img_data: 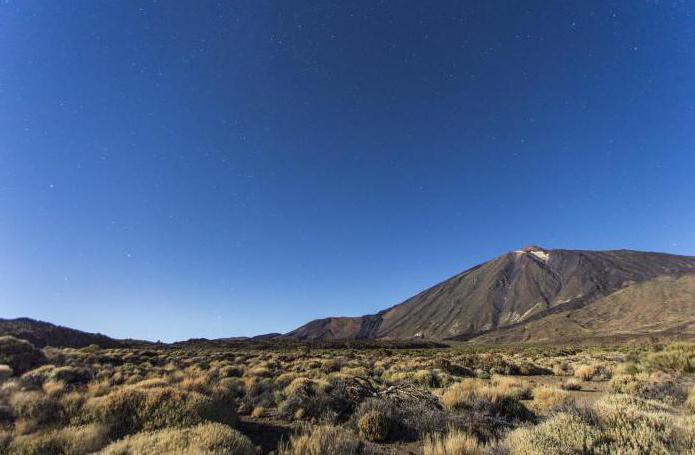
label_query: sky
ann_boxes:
[1,1,694,342]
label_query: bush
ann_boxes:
[7,424,108,455]
[10,391,64,425]
[504,412,606,454]
[99,422,254,455]
[560,379,582,391]
[83,386,237,437]
[279,424,361,455]
[643,344,695,373]
[532,386,574,411]
[441,380,534,423]
[357,410,392,442]
[574,363,612,381]
[0,337,47,375]
[610,373,687,405]
[423,429,483,455]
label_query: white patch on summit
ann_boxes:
[515,246,550,262]
[529,250,549,262]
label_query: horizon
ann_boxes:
[2,1,694,342]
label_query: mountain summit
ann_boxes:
[288,247,695,342]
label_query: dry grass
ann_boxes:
[279,424,361,455]
[422,428,483,455]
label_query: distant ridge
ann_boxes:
[288,247,695,343]
[0,318,135,348]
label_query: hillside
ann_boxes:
[288,246,695,341]
[0,318,127,348]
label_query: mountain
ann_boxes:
[0,318,129,348]
[288,246,695,341]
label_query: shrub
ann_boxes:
[83,386,237,437]
[279,424,361,455]
[574,363,612,381]
[7,424,108,455]
[560,379,582,391]
[52,366,94,386]
[357,410,392,442]
[423,429,483,455]
[643,345,695,373]
[610,373,687,405]
[504,412,606,454]
[99,422,254,455]
[10,390,64,425]
[441,380,533,420]
[532,386,574,411]
[0,337,47,375]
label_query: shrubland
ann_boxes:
[0,335,693,454]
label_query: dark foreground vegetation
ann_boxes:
[1,335,694,454]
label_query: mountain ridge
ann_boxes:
[288,246,695,342]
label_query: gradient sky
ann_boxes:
[1,1,694,342]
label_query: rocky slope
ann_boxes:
[288,246,695,341]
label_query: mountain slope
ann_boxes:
[288,246,695,341]
[471,274,695,343]
[0,318,127,348]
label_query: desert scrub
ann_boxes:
[357,409,393,442]
[560,379,582,391]
[6,424,108,455]
[592,394,695,453]
[491,376,532,400]
[99,422,254,455]
[531,386,574,411]
[643,343,695,373]
[422,429,484,455]
[610,372,687,405]
[0,337,47,375]
[279,424,361,455]
[441,379,534,423]
[504,412,606,454]
[82,386,237,438]
[573,362,612,381]
[10,390,64,426]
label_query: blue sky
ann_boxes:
[1,1,694,341]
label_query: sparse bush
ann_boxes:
[279,424,361,455]
[99,422,254,455]
[0,337,47,375]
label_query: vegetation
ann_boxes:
[0,338,694,453]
